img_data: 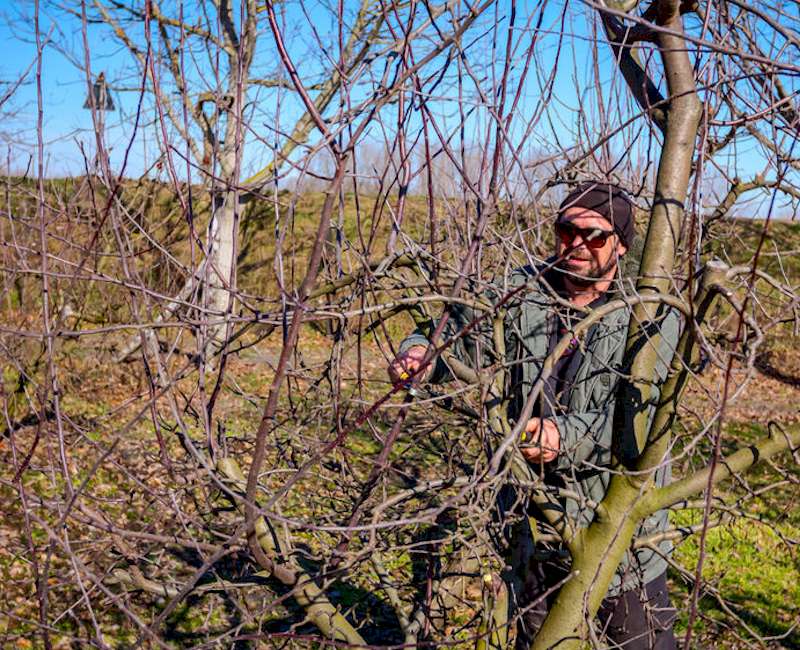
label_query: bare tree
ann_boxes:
[1,1,799,649]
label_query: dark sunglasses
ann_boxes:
[555,222,615,249]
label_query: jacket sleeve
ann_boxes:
[397,294,503,385]
[397,329,452,385]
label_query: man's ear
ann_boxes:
[616,239,628,258]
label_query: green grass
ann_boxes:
[664,417,800,646]
[672,422,800,648]
[671,499,800,645]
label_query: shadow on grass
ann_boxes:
[756,351,800,389]
[160,545,406,646]
[671,571,800,649]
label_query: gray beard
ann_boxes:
[556,255,618,286]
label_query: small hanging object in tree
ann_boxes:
[83,72,115,111]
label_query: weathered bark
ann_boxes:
[601,15,667,133]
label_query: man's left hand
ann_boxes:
[521,418,560,463]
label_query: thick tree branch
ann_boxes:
[601,13,668,133]
[648,423,800,512]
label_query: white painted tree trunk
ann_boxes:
[203,147,240,364]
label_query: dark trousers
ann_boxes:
[515,559,676,649]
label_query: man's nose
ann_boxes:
[569,233,588,249]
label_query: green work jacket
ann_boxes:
[400,264,681,595]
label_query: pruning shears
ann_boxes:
[398,370,479,420]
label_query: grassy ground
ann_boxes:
[4,330,797,648]
[669,425,800,648]
[1,178,799,647]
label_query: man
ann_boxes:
[388,182,679,648]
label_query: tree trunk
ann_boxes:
[204,174,239,359]
[529,3,703,647]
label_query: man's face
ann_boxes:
[554,206,627,284]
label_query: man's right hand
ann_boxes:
[520,418,560,464]
[388,345,431,385]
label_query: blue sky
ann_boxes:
[0,0,792,220]
[0,2,632,178]
[1,3,122,175]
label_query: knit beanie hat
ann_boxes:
[557,182,635,249]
